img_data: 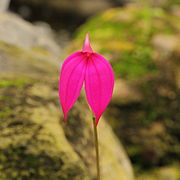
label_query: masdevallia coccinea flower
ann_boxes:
[59,33,114,125]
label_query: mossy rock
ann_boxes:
[0,74,88,180]
[0,41,134,180]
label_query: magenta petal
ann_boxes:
[85,53,114,125]
[59,52,86,121]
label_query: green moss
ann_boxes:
[0,42,26,58]
[0,41,58,76]
[0,76,90,180]
[112,47,157,80]
[0,145,86,180]
[30,47,51,56]
[0,42,50,59]
[0,107,11,119]
[0,78,31,88]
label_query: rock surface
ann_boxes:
[0,12,134,180]
[0,12,61,59]
[0,0,10,12]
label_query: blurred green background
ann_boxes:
[0,0,180,179]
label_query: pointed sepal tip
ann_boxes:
[82,33,93,53]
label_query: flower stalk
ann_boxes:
[93,116,100,180]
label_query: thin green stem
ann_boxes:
[93,117,100,180]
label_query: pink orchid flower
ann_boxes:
[59,33,114,125]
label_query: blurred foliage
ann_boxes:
[71,7,179,81]
[71,3,180,177]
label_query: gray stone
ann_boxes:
[0,12,61,60]
[0,0,10,12]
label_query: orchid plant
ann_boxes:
[59,33,114,179]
